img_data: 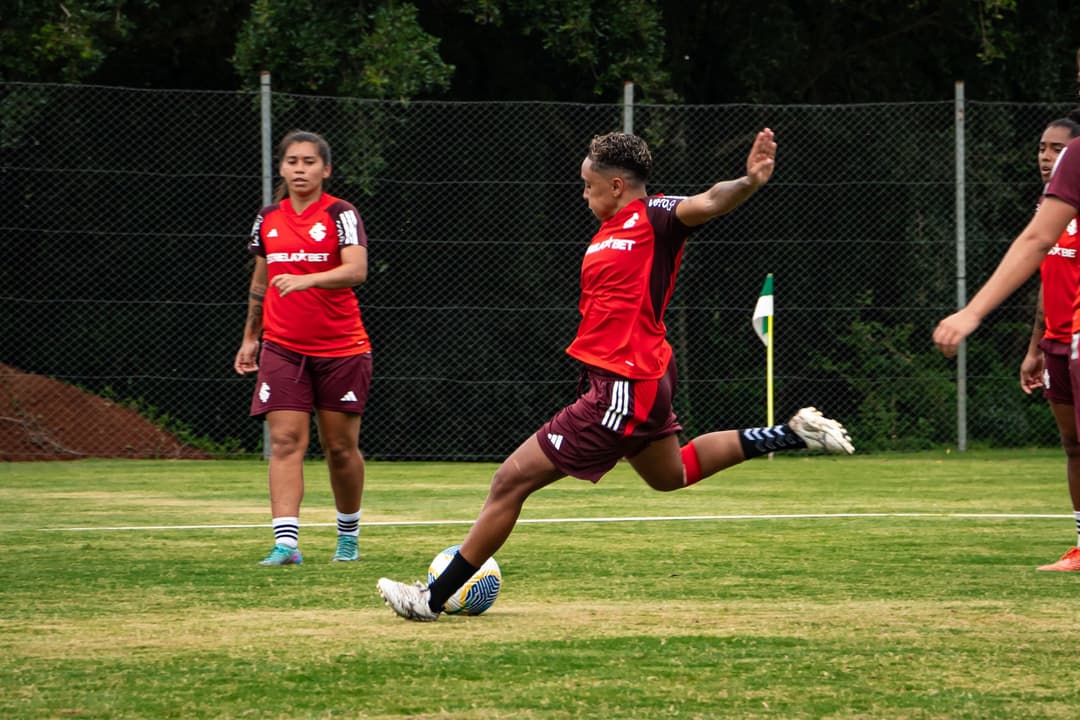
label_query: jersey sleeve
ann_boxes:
[328,200,368,248]
[247,204,277,257]
[1047,139,1080,210]
[644,195,693,249]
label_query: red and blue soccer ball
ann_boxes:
[427,544,501,615]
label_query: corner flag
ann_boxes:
[752,273,775,430]
[752,274,773,346]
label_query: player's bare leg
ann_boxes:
[267,410,309,517]
[317,410,364,513]
[631,409,852,493]
[459,434,563,565]
[317,409,364,562]
[379,434,561,620]
[259,409,309,565]
[630,431,745,491]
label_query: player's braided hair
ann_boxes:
[588,132,652,184]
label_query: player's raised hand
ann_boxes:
[746,128,776,188]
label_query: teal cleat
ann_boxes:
[332,535,359,562]
[257,544,303,566]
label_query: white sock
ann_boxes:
[271,516,300,548]
[337,510,361,537]
[1074,511,1080,547]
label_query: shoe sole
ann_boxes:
[1036,564,1080,571]
[257,553,302,566]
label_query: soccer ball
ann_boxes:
[427,544,501,615]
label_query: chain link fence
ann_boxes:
[2,81,1073,459]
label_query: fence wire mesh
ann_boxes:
[2,82,1074,459]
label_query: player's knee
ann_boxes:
[269,431,304,459]
[1062,435,1080,457]
[321,441,361,467]
[488,465,535,504]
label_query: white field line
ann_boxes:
[40,511,1072,532]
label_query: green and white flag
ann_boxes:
[752,274,773,346]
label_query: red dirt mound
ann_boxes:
[0,363,210,461]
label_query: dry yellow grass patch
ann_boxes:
[8,598,1077,662]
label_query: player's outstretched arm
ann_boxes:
[933,197,1075,358]
[676,128,776,227]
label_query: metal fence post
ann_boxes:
[622,81,634,134]
[954,79,968,452]
[260,70,272,461]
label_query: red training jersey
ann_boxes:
[248,192,371,357]
[1037,200,1080,343]
[566,195,692,379]
[1044,138,1080,335]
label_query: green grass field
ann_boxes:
[3,450,1080,719]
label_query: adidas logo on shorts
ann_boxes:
[547,433,564,451]
[340,391,358,402]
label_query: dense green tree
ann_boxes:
[451,0,673,100]
[661,0,1077,103]
[4,0,1079,103]
[232,1,452,98]
[0,0,156,82]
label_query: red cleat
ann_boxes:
[1037,546,1080,572]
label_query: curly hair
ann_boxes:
[588,132,652,184]
[1055,109,1080,134]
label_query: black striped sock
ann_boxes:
[738,425,807,459]
[337,510,361,536]
[271,516,299,548]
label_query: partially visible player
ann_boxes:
[234,130,372,565]
[376,128,855,622]
[1017,114,1080,571]
[934,115,1080,572]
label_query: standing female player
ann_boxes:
[377,128,854,621]
[1019,113,1080,571]
[935,114,1080,572]
[235,130,372,565]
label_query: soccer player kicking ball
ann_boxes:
[378,128,854,621]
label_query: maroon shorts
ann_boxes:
[1042,338,1072,405]
[249,339,372,418]
[536,361,682,482]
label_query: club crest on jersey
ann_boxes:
[1069,218,1078,236]
[309,222,327,242]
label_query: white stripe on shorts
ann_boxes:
[602,380,630,432]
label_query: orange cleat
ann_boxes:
[1037,546,1080,572]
